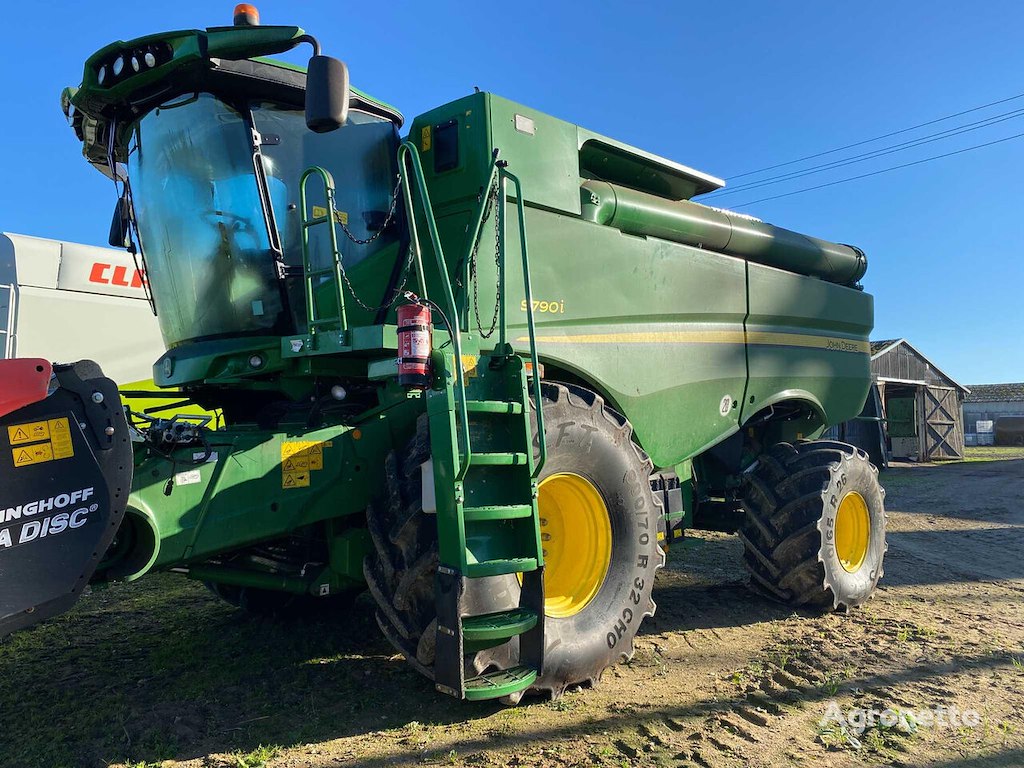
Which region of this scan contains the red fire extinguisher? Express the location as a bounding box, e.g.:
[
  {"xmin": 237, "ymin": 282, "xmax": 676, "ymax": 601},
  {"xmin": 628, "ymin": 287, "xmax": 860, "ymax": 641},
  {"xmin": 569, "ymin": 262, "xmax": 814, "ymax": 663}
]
[{"xmin": 397, "ymin": 299, "xmax": 432, "ymax": 389}]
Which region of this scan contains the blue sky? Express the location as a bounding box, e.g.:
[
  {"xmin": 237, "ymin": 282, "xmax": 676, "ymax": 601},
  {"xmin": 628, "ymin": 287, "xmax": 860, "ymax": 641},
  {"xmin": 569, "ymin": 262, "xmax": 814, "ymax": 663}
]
[{"xmin": 3, "ymin": 2, "xmax": 1022, "ymax": 384}]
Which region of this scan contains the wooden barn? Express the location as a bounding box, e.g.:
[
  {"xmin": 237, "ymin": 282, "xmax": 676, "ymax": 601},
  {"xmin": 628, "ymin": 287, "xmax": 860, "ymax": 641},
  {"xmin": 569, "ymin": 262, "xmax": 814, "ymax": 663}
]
[{"xmin": 827, "ymin": 339, "xmax": 969, "ymax": 463}]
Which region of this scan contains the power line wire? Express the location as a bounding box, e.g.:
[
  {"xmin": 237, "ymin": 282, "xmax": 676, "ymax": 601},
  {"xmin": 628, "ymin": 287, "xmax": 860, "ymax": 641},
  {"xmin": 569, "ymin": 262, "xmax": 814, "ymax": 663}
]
[
  {"xmin": 729, "ymin": 130, "xmax": 1024, "ymax": 208},
  {"xmin": 724, "ymin": 91, "xmax": 1024, "ymax": 180},
  {"xmin": 704, "ymin": 107, "xmax": 1024, "ymax": 199}
]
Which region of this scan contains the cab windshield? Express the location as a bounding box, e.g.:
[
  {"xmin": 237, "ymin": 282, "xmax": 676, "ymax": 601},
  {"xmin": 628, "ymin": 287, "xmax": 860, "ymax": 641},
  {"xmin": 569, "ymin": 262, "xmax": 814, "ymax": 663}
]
[{"xmin": 128, "ymin": 92, "xmax": 399, "ymax": 347}]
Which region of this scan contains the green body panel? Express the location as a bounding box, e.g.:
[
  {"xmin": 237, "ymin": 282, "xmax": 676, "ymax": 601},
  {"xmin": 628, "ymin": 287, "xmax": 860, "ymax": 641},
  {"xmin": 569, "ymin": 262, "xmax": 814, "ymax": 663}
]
[
  {"xmin": 500, "ymin": 206, "xmax": 751, "ymax": 466},
  {"xmin": 408, "ymin": 93, "xmax": 873, "ymax": 468},
  {"xmin": 125, "ymin": 396, "xmax": 419, "ymax": 577}
]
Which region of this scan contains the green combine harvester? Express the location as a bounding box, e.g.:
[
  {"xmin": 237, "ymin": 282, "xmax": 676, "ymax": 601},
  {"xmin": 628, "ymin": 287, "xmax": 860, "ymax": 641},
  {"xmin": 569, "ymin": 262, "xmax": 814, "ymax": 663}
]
[{"xmin": 0, "ymin": 6, "xmax": 886, "ymax": 703}]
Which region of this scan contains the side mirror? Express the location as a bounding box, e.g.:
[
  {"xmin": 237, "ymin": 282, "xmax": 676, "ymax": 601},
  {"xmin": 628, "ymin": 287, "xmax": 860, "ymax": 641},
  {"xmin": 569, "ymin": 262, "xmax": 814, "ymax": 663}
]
[
  {"xmin": 108, "ymin": 195, "xmax": 131, "ymax": 249},
  {"xmin": 305, "ymin": 55, "xmax": 349, "ymax": 133}
]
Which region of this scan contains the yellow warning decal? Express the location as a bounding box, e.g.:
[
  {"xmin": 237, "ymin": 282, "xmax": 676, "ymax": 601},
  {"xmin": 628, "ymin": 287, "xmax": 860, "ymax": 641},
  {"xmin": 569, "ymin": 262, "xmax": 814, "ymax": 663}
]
[
  {"xmin": 13, "ymin": 443, "xmax": 54, "ymax": 467},
  {"xmin": 310, "ymin": 206, "xmax": 349, "ymax": 225},
  {"xmin": 282, "ymin": 454, "xmax": 309, "ymax": 472},
  {"xmin": 421, "ymin": 125, "xmax": 432, "ymax": 152},
  {"xmin": 460, "ymin": 354, "xmax": 478, "ymax": 384},
  {"xmin": 7, "ymin": 420, "xmax": 50, "ymax": 446},
  {"xmin": 7, "ymin": 417, "xmax": 74, "ymax": 467},
  {"xmin": 281, "ymin": 440, "xmax": 332, "ymax": 458},
  {"xmin": 307, "ymin": 443, "xmax": 324, "ymax": 471},
  {"xmin": 48, "ymin": 418, "xmax": 74, "ymax": 459},
  {"xmin": 281, "ymin": 440, "xmax": 332, "ymax": 489},
  {"xmin": 282, "ymin": 471, "xmax": 310, "ymax": 489}
]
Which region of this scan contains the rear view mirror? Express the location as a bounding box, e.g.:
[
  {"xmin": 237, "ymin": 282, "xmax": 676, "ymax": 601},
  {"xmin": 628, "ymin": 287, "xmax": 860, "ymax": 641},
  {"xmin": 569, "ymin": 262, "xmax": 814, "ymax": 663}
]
[
  {"xmin": 305, "ymin": 55, "xmax": 350, "ymax": 133},
  {"xmin": 108, "ymin": 195, "xmax": 131, "ymax": 249}
]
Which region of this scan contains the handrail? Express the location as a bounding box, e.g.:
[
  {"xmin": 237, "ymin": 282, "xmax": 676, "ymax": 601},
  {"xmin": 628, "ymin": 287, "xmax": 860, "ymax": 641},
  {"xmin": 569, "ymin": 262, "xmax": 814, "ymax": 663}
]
[
  {"xmin": 299, "ymin": 165, "xmax": 348, "ymax": 334},
  {"xmin": 397, "ymin": 142, "xmax": 473, "ymax": 481},
  {"xmin": 459, "ymin": 152, "xmax": 502, "ymax": 313},
  {"xmin": 501, "ymin": 170, "xmax": 547, "ymax": 478},
  {"xmin": 396, "ymin": 143, "xmax": 547, "ymax": 480}
]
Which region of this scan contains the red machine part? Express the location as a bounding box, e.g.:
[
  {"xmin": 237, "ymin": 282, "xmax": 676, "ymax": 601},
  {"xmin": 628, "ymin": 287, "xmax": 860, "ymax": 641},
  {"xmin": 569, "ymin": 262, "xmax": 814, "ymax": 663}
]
[
  {"xmin": 397, "ymin": 303, "xmax": 432, "ymax": 389},
  {"xmin": 0, "ymin": 359, "xmax": 52, "ymax": 418}
]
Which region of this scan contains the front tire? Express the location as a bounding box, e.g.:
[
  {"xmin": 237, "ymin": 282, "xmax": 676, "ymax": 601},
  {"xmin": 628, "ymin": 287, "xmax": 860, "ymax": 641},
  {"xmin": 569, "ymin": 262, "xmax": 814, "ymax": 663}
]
[
  {"xmin": 363, "ymin": 382, "xmax": 664, "ymax": 699},
  {"xmin": 527, "ymin": 382, "xmax": 664, "ymax": 696},
  {"xmin": 739, "ymin": 440, "xmax": 887, "ymax": 610}
]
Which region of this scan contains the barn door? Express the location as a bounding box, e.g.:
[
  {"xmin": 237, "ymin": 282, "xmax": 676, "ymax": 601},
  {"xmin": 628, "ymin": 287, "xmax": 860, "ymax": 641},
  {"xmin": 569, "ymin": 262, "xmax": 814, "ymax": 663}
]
[{"xmin": 921, "ymin": 386, "xmax": 963, "ymax": 460}]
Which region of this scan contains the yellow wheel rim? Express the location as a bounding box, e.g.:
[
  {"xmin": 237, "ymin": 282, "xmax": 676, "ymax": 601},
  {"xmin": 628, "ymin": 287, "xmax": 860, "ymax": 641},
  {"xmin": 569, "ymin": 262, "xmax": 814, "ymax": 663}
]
[
  {"xmin": 535, "ymin": 472, "xmax": 612, "ymax": 618},
  {"xmin": 835, "ymin": 491, "xmax": 871, "ymax": 573}
]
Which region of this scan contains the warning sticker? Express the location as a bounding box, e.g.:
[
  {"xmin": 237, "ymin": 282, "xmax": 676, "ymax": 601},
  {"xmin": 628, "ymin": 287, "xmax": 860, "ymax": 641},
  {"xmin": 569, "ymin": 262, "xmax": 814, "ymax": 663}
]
[
  {"xmin": 282, "ymin": 454, "xmax": 309, "ymax": 472},
  {"xmin": 280, "ymin": 440, "xmax": 332, "ymax": 489},
  {"xmin": 13, "ymin": 443, "xmax": 54, "ymax": 467},
  {"xmin": 175, "ymin": 469, "xmax": 202, "ymax": 486},
  {"xmin": 460, "ymin": 354, "xmax": 479, "ymax": 385},
  {"xmin": 48, "ymin": 418, "xmax": 74, "ymax": 459},
  {"xmin": 310, "ymin": 206, "xmax": 349, "ymax": 225},
  {"xmin": 282, "ymin": 471, "xmax": 310, "ymax": 489},
  {"xmin": 307, "ymin": 444, "xmax": 324, "ymax": 471},
  {"xmin": 7, "ymin": 417, "xmax": 74, "ymax": 467},
  {"xmin": 8, "ymin": 421, "xmax": 50, "ymax": 446}
]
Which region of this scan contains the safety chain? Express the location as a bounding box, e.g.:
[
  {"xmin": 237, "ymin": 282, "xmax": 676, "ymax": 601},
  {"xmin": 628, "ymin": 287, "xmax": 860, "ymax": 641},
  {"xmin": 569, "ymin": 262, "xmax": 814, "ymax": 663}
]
[
  {"xmin": 469, "ymin": 180, "xmax": 502, "ymax": 339},
  {"xmin": 337, "ymin": 241, "xmax": 415, "ymax": 313},
  {"xmin": 339, "ymin": 174, "xmax": 402, "ymax": 245},
  {"xmin": 330, "ymin": 174, "xmax": 414, "ymax": 312}
]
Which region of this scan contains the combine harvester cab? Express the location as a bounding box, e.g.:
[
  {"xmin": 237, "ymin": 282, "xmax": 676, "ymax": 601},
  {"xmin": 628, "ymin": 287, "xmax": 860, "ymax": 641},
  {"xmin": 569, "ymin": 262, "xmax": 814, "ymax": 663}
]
[{"xmin": 0, "ymin": 358, "xmax": 133, "ymax": 635}]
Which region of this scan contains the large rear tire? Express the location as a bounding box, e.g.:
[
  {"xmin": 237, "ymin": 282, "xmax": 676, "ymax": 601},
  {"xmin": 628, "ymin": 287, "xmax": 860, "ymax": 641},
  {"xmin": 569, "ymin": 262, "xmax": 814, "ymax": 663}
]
[
  {"xmin": 739, "ymin": 439, "xmax": 887, "ymax": 610},
  {"xmin": 363, "ymin": 382, "xmax": 664, "ymax": 699}
]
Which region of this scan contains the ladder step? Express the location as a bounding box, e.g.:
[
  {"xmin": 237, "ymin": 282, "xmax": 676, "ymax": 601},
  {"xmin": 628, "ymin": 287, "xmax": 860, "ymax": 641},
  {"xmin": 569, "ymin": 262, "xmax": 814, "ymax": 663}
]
[
  {"xmin": 466, "ymin": 400, "xmax": 524, "ymax": 415},
  {"xmin": 306, "ymin": 267, "xmax": 336, "ymax": 277},
  {"xmin": 470, "ymin": 452, "xmax": 528, "ymax": 466},
  {"xmin": 463, "ymin": 504, "xmax": 533, "ymax": 522},
  {"xmin": 303, "ymin": 216, "xmax": 330, "ymax": 227},
  {"xmin": 463, "ymin": 664, "xmax": 538, "ymax": 701},
  {"xmin": 462, "ymin": 607, "xmax": 538, "ymax": 643},
  {"xmin": 466, "ymin": 557, "xmax": 538, "ymax": 578}
]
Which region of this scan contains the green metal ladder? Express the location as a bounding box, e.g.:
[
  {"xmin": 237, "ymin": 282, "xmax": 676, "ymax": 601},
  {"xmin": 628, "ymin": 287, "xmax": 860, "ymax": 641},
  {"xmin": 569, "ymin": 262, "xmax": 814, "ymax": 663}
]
[{"xmin": 397, "ymin": 144, "xmax": 548, "ymax": 701}]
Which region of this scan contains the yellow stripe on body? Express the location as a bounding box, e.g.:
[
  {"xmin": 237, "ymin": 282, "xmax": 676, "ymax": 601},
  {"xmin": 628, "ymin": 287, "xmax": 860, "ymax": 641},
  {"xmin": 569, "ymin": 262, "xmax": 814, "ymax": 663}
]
[{"xmin": 515, "ymin": 330, "xmax": 869, "ymax": 354}]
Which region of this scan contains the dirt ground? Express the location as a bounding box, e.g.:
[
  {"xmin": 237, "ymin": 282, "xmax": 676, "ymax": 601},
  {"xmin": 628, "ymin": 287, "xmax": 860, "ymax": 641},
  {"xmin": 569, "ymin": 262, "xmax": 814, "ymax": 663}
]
[{"xmin": 3, "ymin": 448, "xmax": 1024, "ymax": 768}]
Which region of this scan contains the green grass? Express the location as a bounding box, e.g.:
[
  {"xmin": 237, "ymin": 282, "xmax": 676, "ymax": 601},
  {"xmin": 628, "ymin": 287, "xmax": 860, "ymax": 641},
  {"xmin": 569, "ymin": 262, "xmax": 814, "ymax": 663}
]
[
  {"xmin": 962, "ymin": 446, "xmax": 1024, "ymax": 462},
  {"xmin": 0, "ymin": 575, "xmax": 462, "ymax": 768},
  {"xmin": 231, "ymin": 745, "xmax": 281, "ymax": 768}
]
